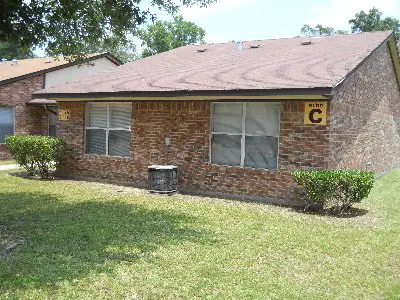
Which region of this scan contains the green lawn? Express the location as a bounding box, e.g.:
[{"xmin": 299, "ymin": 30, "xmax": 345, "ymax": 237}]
[
  {"xmin": 0, "ymin": 160, "xmax": 16, "ymax": 165},
  {"xmin": 0, "ymin": 169, "xmax": 399, "ymax": 299}
]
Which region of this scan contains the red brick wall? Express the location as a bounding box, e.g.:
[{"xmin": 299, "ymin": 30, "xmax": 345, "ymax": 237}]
[
  {"xmin": 57, "ymin": 100, "xmax": 329, "ymax": 204},
  {"xmin": 329, "ymin": 43, "xmax": 400, "ymax": 174},
  {"xmin": 0, "ymin": 75, "xmax": 48, "ymax": 159}
]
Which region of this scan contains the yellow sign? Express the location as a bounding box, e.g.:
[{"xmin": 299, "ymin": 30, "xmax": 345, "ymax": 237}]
[
  {"xmin": 304, "ymin": 102, "xmax": 327, "ymax": 125},
  {"xmin": 59, "ymin": 110, "xmax": 71, "ymax": 121}
]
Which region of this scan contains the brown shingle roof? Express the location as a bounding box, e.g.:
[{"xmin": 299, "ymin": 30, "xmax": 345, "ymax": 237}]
[
  {"xmin": 0, "ymin": 53, "xmax": 121, "ymax": 84},
  {"xmin": 34, "ymin": 31, "xmax": 393, "ymax": 97},
  {"xmin": 0, "ymin": 57, "xmax": 70, "ymax": 81}
]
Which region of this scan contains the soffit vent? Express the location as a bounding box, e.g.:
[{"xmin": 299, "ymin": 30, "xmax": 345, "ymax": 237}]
[{"xmin": 197, "ymin": 49, "xmax": 207, "ymax": 53}]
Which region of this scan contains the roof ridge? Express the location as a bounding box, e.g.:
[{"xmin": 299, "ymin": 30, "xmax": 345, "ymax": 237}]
[{"xmin": 188, "ymin": 30, "xmax": 394, "ymax": 48}]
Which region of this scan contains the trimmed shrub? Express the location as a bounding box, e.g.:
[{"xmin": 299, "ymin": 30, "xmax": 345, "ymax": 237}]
[
  {"xmin": 6, "ymin": 136, "xmax": 65, "ymax": 178},
  {"xmin": 291, "ymin": 170, "xmax": 374, "ymax": 214},
  {"xmin": 291, "ymin": 170, "xmax": 334, "ymax": 207}
]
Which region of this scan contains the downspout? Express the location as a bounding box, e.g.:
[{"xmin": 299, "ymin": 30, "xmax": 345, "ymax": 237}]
[
  {"xmin": 387, "ymin": 37, "xmax": 400, "ymax": 88},
  {"xmin": 44, "ymin": 105, "xmax": 57, "ymax": 115}
]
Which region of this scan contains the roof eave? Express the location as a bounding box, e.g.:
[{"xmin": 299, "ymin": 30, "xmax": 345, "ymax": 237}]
[
  {"xmin": 32, "ymin": 87, "xmax": 333, "ymax": 101},
  {"xmin": 102, "ymin": 52, "xmax": 123, "ymax": 66}
]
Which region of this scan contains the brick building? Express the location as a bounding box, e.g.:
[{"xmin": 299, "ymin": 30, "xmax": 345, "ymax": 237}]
[
  {"xmin": 33, "ymin": 31, "xmax": 400, "ymax": 204},
  {"xmin": 0, "ymin": 53, "xmax": 121, "ymax": 159}
]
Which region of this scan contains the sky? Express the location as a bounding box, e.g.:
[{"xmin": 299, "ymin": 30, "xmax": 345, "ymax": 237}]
[
  {"xmin": 177, "ymin": 0, "xmax": 400, "ymax": 43},
  {"xmin": 34, "ymin": 0, "xmax": 400, "ymax": 56}
]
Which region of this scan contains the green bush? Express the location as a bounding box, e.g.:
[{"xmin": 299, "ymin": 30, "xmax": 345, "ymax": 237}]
[
  {"xmin": 6, "ymin": 136, "xmax": 65, "ymax": 178},
  {"xmin": 291, "ymin": 169, "xmax": 374, "ymax": 214}
]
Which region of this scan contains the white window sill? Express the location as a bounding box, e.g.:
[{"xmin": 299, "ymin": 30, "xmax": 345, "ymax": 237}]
[
  {"xmin": 83, "ymin": 153, "xmax": 131, "ymax": 159},
  {"xmin": 208, "ymin": 162, "xmax": 278, "ymax": 171}
]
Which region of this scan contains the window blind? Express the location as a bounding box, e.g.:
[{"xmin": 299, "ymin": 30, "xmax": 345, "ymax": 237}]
[
  {"xmin": 211, "ymin": 102, "xmax": 280, "ymax": 169},
  {"xmin": 109, "ymin": 103, "xmax": 131, "ymax": 129},
  {"xmin": 85, "ymin": 103, "xmax": 132, "ymax": 157},
  {"xmin": 0, "ymin": 107, "xmax": 14, "ymax": 144}
]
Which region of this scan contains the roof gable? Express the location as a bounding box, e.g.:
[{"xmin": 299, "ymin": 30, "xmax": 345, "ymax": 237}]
[{"xmin": 0, "ymin": 53, "xmax": 121, "ymax": 85}]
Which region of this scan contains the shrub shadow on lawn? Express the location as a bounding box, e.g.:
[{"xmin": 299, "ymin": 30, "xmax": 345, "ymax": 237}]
[
  {"xmin": 0, "ymin": 190, "xmax": 212, "ymax": 291},
  {"xmin": 8, "ymin": 170, "xmax": 60, "ymax": 181},
  {"xmin": 290, "ymin": 206, "xmax": 369, "ymax": 218}
]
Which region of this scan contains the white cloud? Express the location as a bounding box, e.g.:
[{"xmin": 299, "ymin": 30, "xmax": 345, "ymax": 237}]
[
  {"xmin": 180, "ymin": 0, "xmax": 257, "ymax": 20},
  {"xmin": 305, "ymin": 0, "xmax": 399, "ymax": 30}
]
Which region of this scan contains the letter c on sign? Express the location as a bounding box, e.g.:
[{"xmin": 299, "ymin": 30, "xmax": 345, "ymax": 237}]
[{"xmin": 309, "ymin": 109, "xmax": 323, "ymax": 123}]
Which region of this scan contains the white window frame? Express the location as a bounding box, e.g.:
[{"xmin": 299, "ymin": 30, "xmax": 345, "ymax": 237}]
[
  {"xmin": 85, "ymin": 102, "xmax": 132, "ymax": 157},
  {"xmin": 209, "ymin": 102, "xmax": 280, "ymax": 169},
  {"xmin": 0, "ymin": 107, "xmax": 15, "ymax": 145}
]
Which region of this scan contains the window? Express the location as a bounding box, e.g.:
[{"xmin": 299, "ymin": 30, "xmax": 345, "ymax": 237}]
[
  {"xmin": 85, "ymin": 102, "xmax": 132, "ymax": 157},
  {"xmin": 0, "ymin": 107, "xmax": 14, "ymax": 144},
  {"xmin": 211, "ymin": 102, "xmax": 280, "ymax": 169}
]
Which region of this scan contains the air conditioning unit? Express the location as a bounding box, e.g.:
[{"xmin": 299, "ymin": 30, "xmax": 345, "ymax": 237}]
[{"xmin": 148, "ymin": 165, "xmax": 178, "ymax": 194}]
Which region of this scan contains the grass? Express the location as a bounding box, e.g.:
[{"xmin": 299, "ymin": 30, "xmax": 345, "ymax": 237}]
[
  {"xmin": 0, "ymin": 170, "xmax": 399, "ymax": 299},
  {"xmin": 0, "ymin": 160, "xmax": 16, "ymax": 165}
]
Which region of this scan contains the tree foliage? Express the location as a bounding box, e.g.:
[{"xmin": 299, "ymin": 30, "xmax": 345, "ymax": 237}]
[
  {"xmin": 301, "ymin": 24, "xmax": 347, "ymax": 36},
  {"xmin": 0, "ymin": 0, "xmax": 215, "ymax": 61},
  {"xmin": 301, "ymin": 7, "xmax": 400, "ymax": 39},
  {"xmin": 349, "ymin": 7, "xmax": 400, "ymax": 39},
  {"xmin": 315, "ymin": 24, "xmax": 335, "ymax": 35},
  {"xmin": 80, "ymin": 36, "xmax": 138, "ymax": 63},
  {"xmin": 0, "ymin": 42, "xmax": 35, "ymax": 60},
  {"xmin": 334, "ymin": 29, "xmax": 349, "ymax": 35},
  {"xmin": 300, "ymin": 24, "xmax": 315, "ymax": 36},
  {"xmin": 6, "ymin": 136, "xmax": 65, "ymax": 179},
  {"xmin": 138, "ymin": 15, "xmax": 206, "ymax": 57}
]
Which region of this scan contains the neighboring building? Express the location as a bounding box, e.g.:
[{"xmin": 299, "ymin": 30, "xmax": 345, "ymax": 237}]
[
  {"xmin": 0, "ymin": 53, "xmax": 121, "ymax": 159},
  {"xmin": 33, "ymin": 31, "xmax": 400, "ymax": 204}
]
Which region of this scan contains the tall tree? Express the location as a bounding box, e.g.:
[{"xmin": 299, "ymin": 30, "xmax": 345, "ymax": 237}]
[
  {"xmin": 0, "ymin": 0, "xmax": 215, "ymax": 61},
  {"xmin": 138, "ymin": 15, "xmax": 206, "ymax": 57},
  {"xmin": 301, "ymin": 24, "xmax": 347, "ymax": 36},
  {"xmin": 81, "ymin": 36, "xmax": 138, "ymax": 63},
  {"xmin": 0, "ymin": 42, "xmax": 35, "ymax": 60},
  {"xmin": 349, "ymin": 7, "xmax": 400, "ymax": 39},
  {"xmin": 315, "ymin": 24, "xmax": 335, "ymax": 36},
  {"xmin": 300, "ymin": 24, "xmax": 315, "ymax": 36},
  {"xmin": 334, "ymin": 30, "xmax": 349, "ymax": 35}
]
